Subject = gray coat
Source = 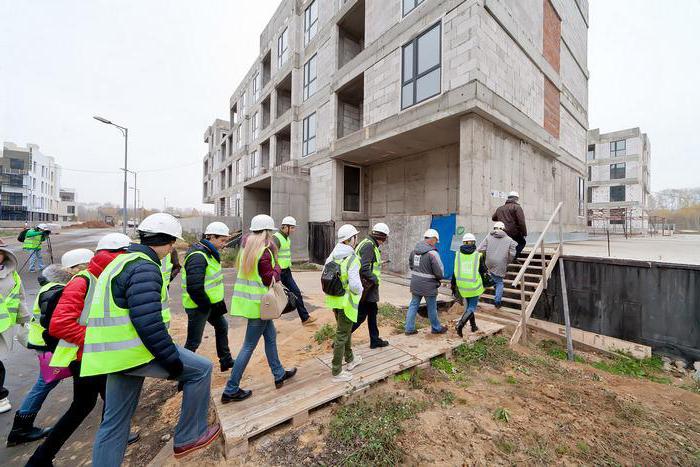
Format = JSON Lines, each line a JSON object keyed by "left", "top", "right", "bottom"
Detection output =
{"left": 0, "top": 247, "right": 30, "bottom": 355}
{"left": 408, "top": 240, "right": 444, "bottom": 297}
{"left": 478, "top": 230, "right": 517, "bottom": 278}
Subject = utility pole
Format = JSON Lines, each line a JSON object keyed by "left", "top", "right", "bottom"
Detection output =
{"left": 94, "top": 116, "right": 129, "bottom": 233}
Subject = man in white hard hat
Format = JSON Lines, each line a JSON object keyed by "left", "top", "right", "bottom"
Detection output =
{"left": 478, "top": 222, "right": 517, "bottom": 309}
{"left": 452, "top": 233, "right": 488, "bottom": 336}
{"left": 492, "top": 191, "right": 528, "bottom": 257}
{"left": 181, "top": 221, "right": 233, "bottom": 372}
{"left": 272, "top": 216, "right": 315, "bottom": 325}
{"left": 405, "top": 229, "right": 447, "bottom": 335}
{"left": 324, "top": 224, "right": 363, "bottom": 382}
{"left": 88, "top": 213, "right": 219, "bottom": 464}
{"left": 352, "top": 222, "right": 390, "bottom": 348}
{"left": 22, "top": 224, "right": 51, "bottom": 273}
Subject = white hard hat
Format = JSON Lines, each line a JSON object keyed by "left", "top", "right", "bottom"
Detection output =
{"left": 250, "top": 214, "right": 276, "bottom": 232}
{"left": 508, "top": 191, "right": 519, "bottom": 198}
{"left": 337, "top": 224, "right": 359, "bottom": 242}
{"left": 462, "top": 233, "right": 476, "bottom": 242}
{"left": 372, "top": 222, "right": 390, "bottom": 236}
{"left": 205, "top": 221, "right": 230, "bottom": 236}
{"left": 423, "top": 229, "right": 440, "bottom": 241}
{"left": 138, "top": 213, "right": 183, "bottom": 239}
{"left": 493, "top": 221, "right": 506, "bottom": 231}
{"left": 61, "top": 248, "right": 94, "bottom": 268}
{"left": 97, "top": 233, "right": 131, "bottom": 251}
{"left": 281, "top": 216, "right": 297, "bottom": 227}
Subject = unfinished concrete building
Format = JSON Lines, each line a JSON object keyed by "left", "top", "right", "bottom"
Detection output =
{"left": 586, "top": 128, "right": 651, "bottom": 235}
{"left": 204, "top": 0, "right": 590, "bottom": 270}
{"left": 202, "top": 119, "right": 231, "bottom": 216}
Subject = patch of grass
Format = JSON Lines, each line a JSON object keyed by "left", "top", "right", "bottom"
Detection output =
{"left": 555, "top": 445, "right": 569, "bottom": 456}
{"left": 576, "top": 441, "right": 590, "bottom": 456}
{"left": 539, "top": 340, "right": 586, "bottom": 363}
{"left": 393, "top": 368, "right": 424, "bottom": 389}
{"left": 378, "top": 302, "right": 426, "bottom": 333}
{"left": 614, "top": 399, "right": 647, "bottom": 423}
{"left": 453, "top": 335, "right": 517, "bottom": 371}
{"left": 591, "top": 353, "right": 670, "bottom": 384}
{"left": 525, "top": 436, "right": 552, "bottom": 464}
{"left": 393, "top": 370, "right": 411, "bottom": 383}
{"left": 438, "top": 389, "right": 456, "bottom": 408}
{"left": 495, "top": 437, "right": 516, "bottom": 455}
{"left": 680, "top": 380, "right": 700, "bottom": 394}
{"left": 493, "top": 407, "right": 511, "bottom": 423}
{"left": 431, "top": 356, "right": 455, "bottom": 375}
{"left": 314, "top": 324, "right": 336, "bottom": 344}
{"left": 329, "top": 395, "right": 426, "bottom": 466}
{"left": 505, "top": 374, "right": 518, "bottom": 385}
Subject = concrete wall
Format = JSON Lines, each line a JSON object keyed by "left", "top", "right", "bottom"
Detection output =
{"left": 271, "top": 172, "right": 310, "bottom": 261}
{"left": 309, "top": 160, "right": 335, "bottom": 222}
{"left": 179, "top": 216, "right": 242, "bottom": 236}
{"left": 242, "top": 187, "right": 271, "bottom": 232}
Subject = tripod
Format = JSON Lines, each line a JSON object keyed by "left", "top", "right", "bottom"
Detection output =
{"left": 17, "top": 234, "right": 53, "bottom": 274}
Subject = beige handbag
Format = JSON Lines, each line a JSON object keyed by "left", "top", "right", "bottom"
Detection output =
{"left": 260, "top": 278, "right": 287, "bottom": 320}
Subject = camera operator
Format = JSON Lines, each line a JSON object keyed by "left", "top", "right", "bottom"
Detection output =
{"left": 22, "top": 224, "right": 50, "bottom": 273}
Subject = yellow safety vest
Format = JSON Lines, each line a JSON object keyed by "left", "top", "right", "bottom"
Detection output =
{"left": 356, "top": 238, "right": 382, "bottom": 284}
{"left": 23, "top": 230, "right": 43, "bottom": 250}
{"left": 324, "top": 254, "right": 360, "bottom": 322}
{"left": 181, "top": 249, "right": 224, "bottom": 309}
{"left": 273, "top": 232, "right": 292, "bottom": 269}
{"left": 160, "top": 255, "right": 173, "bottom": 326}
{"left": 50, "top": 270, "right": 96, "bottom": 367}
{"left": 230, "top": 248, "right": 274, "bottom": 320}
{"left": 454, "top": 251, "right": 484, "bottom": 298}
{"left": 0, "top": 271, "right": 22, "bottom": 334}
{"left": 28, "top": 281, "right": 66, "bottom": 347}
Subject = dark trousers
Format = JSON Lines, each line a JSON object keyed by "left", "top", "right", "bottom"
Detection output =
{"left": 351, "top": 301, "right": 381, "bottom": 345}
{"left": 514, "top": 236, "right": 527, "bottom": 257}
{"left": 0, "top": 360, "right": 8, "bottom": 400}
{"left": 280, "top": 268, "right": 309, "bottom": 321}
{"left": 27, "top": 364, "right": 106, "bottom": 466}
{"left": 184, "top": 307, "right": 232, "bottom": 364}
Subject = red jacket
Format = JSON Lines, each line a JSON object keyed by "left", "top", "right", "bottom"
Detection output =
{"left": 49, "top": 249, "right": 124, "bottom": 360}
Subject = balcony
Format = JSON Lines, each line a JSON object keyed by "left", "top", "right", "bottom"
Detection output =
{"left": 336, "top": 73, "right": 364, "bottom": 138}
{"left": 337, "top": 0, "right": 365, "bottom": 69}
{"left": 275, "top": 73, "right": 292, "bottom": 119}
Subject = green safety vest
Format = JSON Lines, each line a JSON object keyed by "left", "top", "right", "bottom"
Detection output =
{"left": 181, "top": 249, "right": 224, "bottom": 309}
{"left": 161, "top": 255, "right": 173, "bottom": 325}
{"left": 49, "top": 270, "right": 96, "bottom": 367}
{"left": 454, "top": 251, "right": 484, "bottom": 298}
{"left": 80, "top": 252, "right": 169, "bottom": 377}
{"left": 356, "top": 238, "right": 382, "bottom": 285}
{"left": 0, "top": 271, "right": 22, "bottom": 334}
{"left": 273, "top": 232, "right": 292, "bottom": 269}
{"left": 23, "top": 230, "right": 43, "bottom": 250}
{"left": 230, "top": 248, "right": 274, "bottom": 320}
{"left": 28, "top": 281, "right": 66, "bottom": 347}
{"left": 324, "top": 254, "right": 361, "bottom": 322}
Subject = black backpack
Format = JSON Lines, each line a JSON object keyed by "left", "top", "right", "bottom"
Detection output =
{"left": 17, "top": 228, "right": 29, "bottom": 242}
{"left": 321, "top": 260, "right": 345, "bottom": 297}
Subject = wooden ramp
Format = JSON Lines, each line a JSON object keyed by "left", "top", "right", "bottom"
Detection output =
{"left": 212, "top": 321, "right": 503, "bottom": 457}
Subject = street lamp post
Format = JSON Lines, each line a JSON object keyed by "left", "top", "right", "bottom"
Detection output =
{"left": 125, "top": 169, "right": 138, "bottom": 232}
{"left": 93, "top": 116, "right": 128, "bottom": 233}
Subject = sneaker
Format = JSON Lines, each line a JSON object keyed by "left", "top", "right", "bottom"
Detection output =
{"left": 221, "top": 389, "right": 252, "bottom": 404}
{"left": 274, "top": 368, "right": 298, "bottom": 389}
{"left": 302, "top": 315, "right": 317, "bottom": 326}
{"left": 346, "top": 355, "right": 363, "bottom": 371}
{"left": 332, "top": 371, "right": 353, "bottom": 383}
{"left": 404, "top": 330, "right": 418, "bottom": 336}
{"left": 370, "top": 339, "right": 389, "bottom": 349}
{"left": 173, "top": 423, "right": 221, "bottom": 459}
{"left": 431, "top": 326, "right": 448, "bottom": 335}
{"left": 0, "top": 398, "right": 10, "bottom": 414}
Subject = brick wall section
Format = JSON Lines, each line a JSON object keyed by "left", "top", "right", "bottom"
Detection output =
{"left": 544, "top": 78, "right": 560, "bottom": 138}
{"left": 542, "top": 0, "right": 561, "bottom": 71}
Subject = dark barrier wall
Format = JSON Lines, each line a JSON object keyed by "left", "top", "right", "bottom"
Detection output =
{"left": 532, "top": 256, "right": 700, "bottom": 362}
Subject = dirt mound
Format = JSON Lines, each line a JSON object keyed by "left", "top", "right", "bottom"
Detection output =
{"left": 65, "top": 221, "right": 112, "bottom": 229}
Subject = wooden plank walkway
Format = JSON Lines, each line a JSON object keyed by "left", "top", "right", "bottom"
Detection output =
{"left": 212, "top": 321, "right": 504, "bottom": 457}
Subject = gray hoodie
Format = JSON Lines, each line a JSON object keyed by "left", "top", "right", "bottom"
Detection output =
{"left": 408, "top": 240, "right": 444, "bottom": 297}
{"left": 478, "top": 229, "right": 517, "bottom": 278}
{"left": 325, "top": 243, "right": 363, "bottom": 297}
{"left": 0, "top": 247, "right": 30, "bottom": 353}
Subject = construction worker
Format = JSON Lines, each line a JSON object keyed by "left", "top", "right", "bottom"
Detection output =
{"left": 23, "top": 224, "right": 50, "bottom": 272}
{"left": 222, "top": 214, "right": 297, "bottom": 403}
{"left": 273, "top": 216, "right": 316, "bottom": 325}
{"left": 405, "top": 229, "right": 447, "bottom": 335}
{"left": 492, "top": 191, "right": 528, "bottom": 257}
{"left": 453, "top": 233, "right": 487, "bottom": 337}
{"left": 352, "top": 222, "right": 390, "bottom": 348}
{"left": 0, "top": 244, "right": 30, "bottom": 415}
{"left": 478, "top": 222, "right": 517, "bottom": 309}
{"left": 325, "top": 224, "right": 363, "bottom": 382}
{"left": 182, "top": 221, "right": 234, "bottom": 372}
{"left": 83, "top": 213, "right": 218, "bottom": 465}
{"left": 25, "top": 233, "right": 133, "bottom": 466}
{"left": 7, "top": 249, "right": 92, "bottom": 447}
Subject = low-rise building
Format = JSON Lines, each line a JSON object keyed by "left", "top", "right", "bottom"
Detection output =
{"left": 59, "top": 188, "right": 78, "bottom": 223}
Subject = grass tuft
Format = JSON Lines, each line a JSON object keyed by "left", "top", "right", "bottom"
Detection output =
{"left": 314, "top": 324, "right": 336, "bottom": 344}
{"left": 592, "top": 353, "right": 670, "bottom": 384}
{"left": 493, "top": 407, "right": 511, "bottom": 423}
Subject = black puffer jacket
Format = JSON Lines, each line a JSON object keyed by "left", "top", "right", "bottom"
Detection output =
{"left": 183, "top": 239, "right": 222, "bottom": 311}
{"left": 111, "top": 244, "right": 182, "bottom": 377}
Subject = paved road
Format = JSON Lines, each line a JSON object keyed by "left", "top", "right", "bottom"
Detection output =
{"left": 1, "top": 229, "right": 112, "bottom": 466}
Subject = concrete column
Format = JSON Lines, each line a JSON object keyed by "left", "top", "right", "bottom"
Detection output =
{"left": 270, "top": 88, "right": 278, "bottom": 125}
{"left": 270, "top": 134, "right": 278, "bottom": 169}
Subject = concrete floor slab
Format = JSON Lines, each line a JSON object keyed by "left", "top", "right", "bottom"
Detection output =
{"left": 562, "top": 234, "right": 700, "bottom": 265}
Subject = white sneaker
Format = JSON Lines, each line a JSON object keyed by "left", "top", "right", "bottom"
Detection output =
{"left": 346, "top": 355, "right": 363, "bottom": 372}
{"left": 332, "top": 371, "right": 353, "bottom": 383}
{"left": 0, "top": 397, "right": 11, "bottom": 414}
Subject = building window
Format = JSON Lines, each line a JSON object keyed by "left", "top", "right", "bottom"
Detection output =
{"left": 610, "top": 162, "right": 626, "bottom": 180}
{"left": 234, "top": 193, "right": 241, "bottom": 217}
{"left": 253, "top": 73, "right": 261, "bottom": 101}
{"left": 67, "top": 205, "right": 75, "bottom": 214}
{"left": 610, "top": 185, "right": 625, "bottom": 202}
{"left": 302, "top": 112, "right": 317, "bottom": 157}
{"left": 220, "top": 170, "right": 226, "bottom": 190}
{"left": 252, "top": 112, "right": 260, "bottom": 139}
{"left": 343, "top": 165, "right": 361, "bottom": 212}
{"left": 587, "top": 144, "right": 595, "bottom": 161}
{"left": 587, "top": 166, "right": 592, "bottom": 180}
{"left": 587, "top": 186, "right": 593, "bottom": 203}
{"left": 227, "top": 164, "right": 233, "bottom": 187}
{"left": 236, "top": 159, "right": 242, "bottom": 183}
{"left": 250, "top": 150, "right": 259, "bottom": 177}
{"left": 304, "top": 0, "right": 318, "bottom": 45}
{"left": 402, "top": 0, "right": 425, "bottom": 16}
{"left": 203, "top": 181, "right": 207, "bottom": 197}
{"left": 401, "top": 23, "right": 441, "bottom": 109}
{"left": 303, "top": 54, "right": 317, "bottom": 100}
{"left": 577, "top": 177, "right": 585, "bottom": 216}
{"left": 9, "top": 158, "right": 23, "bottom": 170}
{"left": 278, "top": 28, "right": 289, "bottom": 67}
{"left": 610, "top": 139, "right": 626, "bottom": 157}
{"left": 236, "top": 125, "right": 242, "bottom": 148}
{"left": 610, "top": 208, "right": 626, "bottom": 225}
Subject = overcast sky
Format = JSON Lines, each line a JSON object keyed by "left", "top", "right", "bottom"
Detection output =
{"left": 1, "top": 1, "right": 698, "bottom": 212}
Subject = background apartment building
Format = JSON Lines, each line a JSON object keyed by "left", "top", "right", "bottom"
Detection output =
{"left": 204, "top": 0, "right": 590, "bottom": 272}
{"left": 586, "top": 128, "right": 650, "bottom": 234}
{"left": 1, "top": 142, "right": 62, "bottom": 223}
{"left": 59, "top": 188, "right": 78, "bottom": 222}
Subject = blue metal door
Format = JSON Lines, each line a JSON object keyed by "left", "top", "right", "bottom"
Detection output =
{"left": 430, "top": 214, "right": 457, "bottom": 279}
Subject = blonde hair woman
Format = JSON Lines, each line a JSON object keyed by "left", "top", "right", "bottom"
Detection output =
{"left": 222, "top": 215, "right": 297, "bottom": 403}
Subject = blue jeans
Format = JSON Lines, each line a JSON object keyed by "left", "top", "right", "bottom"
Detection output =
{"left": 492, "top": 275, "right": 504, "bottom": 305}
{"left": 92, "top": 346, "right": 213, "bottom": 467}
{"left": 25, "top": 248, "right": 44, "bottom": 271}
{"left": 224, "top": 319, "right": 285, "bottom": 394}
{"left": 18, "top": 363, "right": 61, "bottom": 415}
{"left": 464, "top": 296, "right": 479, "bottom": 316}
{"left": 405, "top": 294, "right": 442, "bottom": 333}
